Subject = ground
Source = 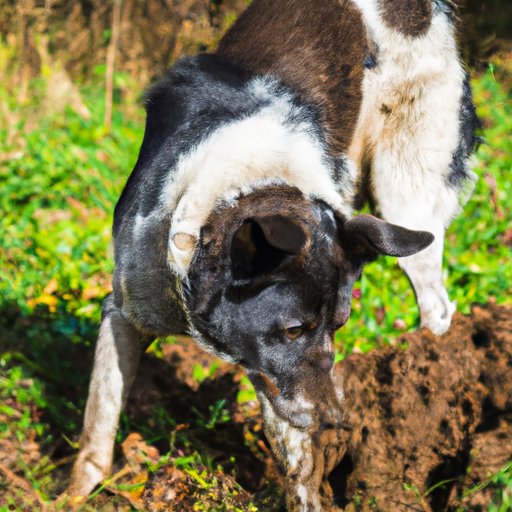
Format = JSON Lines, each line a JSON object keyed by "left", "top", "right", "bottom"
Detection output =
{"left": 331, "top": 302, "right": 512, "bottom": 511}
{"left": 1, "top": 304, "right": 511, "bottom": 511}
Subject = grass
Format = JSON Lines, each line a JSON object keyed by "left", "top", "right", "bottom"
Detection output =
{"left": 0, "top": 58, "right": 511, "bottom": 509}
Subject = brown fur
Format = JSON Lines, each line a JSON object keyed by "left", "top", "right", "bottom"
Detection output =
{"left": 378, "top": 0, "right": 432, "bottom": 36}
{"left": 191, "top": 186, "right": 332, "bottom": 317}
{"left": 216, "top": 0, "right": 367, "bottom": 156}
{"left": 200, "top": 185, "right": 319, "bottom": 261}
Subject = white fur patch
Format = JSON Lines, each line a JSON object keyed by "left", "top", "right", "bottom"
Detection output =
{"left": 256, "top": 391, "right": 328, "bottom": 510}
{"left": 349, "top": 0, "right": 465, "bottom": 228}
{"left": 68, "top": 309, "right": 142, "bottom": 496}
{"left": 159, "top": 78, "right": 353, "bottom": 277}
{"left": 398, "top": 227, "right": 456, "bottom": 334}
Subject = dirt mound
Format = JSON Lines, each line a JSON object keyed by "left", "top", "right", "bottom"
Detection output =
{"left": 32, "top": 304, "right": 507, "bottom": 510}
{"left": 331, "top": 303, "right": 512, "bottom": 511}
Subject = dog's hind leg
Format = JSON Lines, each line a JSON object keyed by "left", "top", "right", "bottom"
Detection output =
{"left": 363, "top": 98, "right": 463, "bottom": 335}
{"left": 369, "top": 180, "right": 460, "bottom": 334}
{"left": 66, "top": 294, "right": 145, "bottom": 498}
{"left": 363, "top": 168, "right": 459, "bottom": 335}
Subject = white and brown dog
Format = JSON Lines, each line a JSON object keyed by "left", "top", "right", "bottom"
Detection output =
{"left": 65, "top": 0, "right": 478, "bottom": 510}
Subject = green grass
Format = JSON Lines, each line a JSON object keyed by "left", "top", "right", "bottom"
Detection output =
{"left": 0, "top": 62, "right": 511, "bottom": 509}
{"left": 0, "top": 80, "right": 143, "bottom": 324}
{"left": 461, "top": 461, "right": 512, "bottom": 512}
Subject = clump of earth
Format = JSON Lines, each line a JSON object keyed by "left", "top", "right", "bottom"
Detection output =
{"left": 330, "top": 302, "right": 512, "bottom": 511}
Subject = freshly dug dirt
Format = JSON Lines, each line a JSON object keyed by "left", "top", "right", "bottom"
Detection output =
{"left": 130, "top": 303, "right": 511, "bottom": 511}
{"left": 2, "top": 308, "right": 510, "bottom": 511}
{"left": 330, "top": 303, "right": 512, "bottom": 511}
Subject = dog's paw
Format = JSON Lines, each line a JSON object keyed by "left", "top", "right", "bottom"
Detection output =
{"left": 421, "top": 300, "right": 456, "bottom": 335}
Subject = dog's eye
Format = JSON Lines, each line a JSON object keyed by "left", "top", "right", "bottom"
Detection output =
{"left": 285, "top": 325, "right": 304, "bottom": 341}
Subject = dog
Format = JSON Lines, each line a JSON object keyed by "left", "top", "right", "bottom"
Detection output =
{"left": 65, "top": 0, "right": 478, "bottom": 510}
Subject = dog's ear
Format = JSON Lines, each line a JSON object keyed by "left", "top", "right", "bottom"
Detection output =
{"left": 340, "top": 214, "right": 434, "bottom": 262}
{"left": 230, "top": 215, "right": 307, "bottom": 281}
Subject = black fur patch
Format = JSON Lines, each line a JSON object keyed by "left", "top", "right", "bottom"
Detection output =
{"left": 447, "top": 74, "right": 481, "bottom": 188}
{"left": 331, "top": 156, "right": 351, "bottom": 184}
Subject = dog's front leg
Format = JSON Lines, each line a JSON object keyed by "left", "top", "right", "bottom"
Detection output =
{"left": 397, "top": 226, "right": 456, "bottom": 335}
{"left": 66, "top": 294, "right": 145, "bottom": 498}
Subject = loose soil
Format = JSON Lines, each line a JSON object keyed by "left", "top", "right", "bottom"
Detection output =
{"left": 330, "top": 302, "right": 512, "bottom": 511}
{"left": 1, "top": 304, "right": 510, "bottom": 511}
{"left": 141, "top": 303, "right": 512, "bottom": 511}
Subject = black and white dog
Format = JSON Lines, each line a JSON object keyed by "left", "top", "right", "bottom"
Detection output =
{"left": 66, "top": 0, "right": 478, "bottom": 509}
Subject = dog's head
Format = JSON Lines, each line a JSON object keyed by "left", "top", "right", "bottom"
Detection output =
{"left": 185, "top": 185, "right": 433, "bottom": 431}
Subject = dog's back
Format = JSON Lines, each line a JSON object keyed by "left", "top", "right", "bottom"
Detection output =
{"left": 220, "top": 0, "right": 478, "bottom": 337}
{"left": 217, "top": 0, "right": 367, "bottom": 155}
{"left": 112, "top": 0, "right": 477, "bottom": 336}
